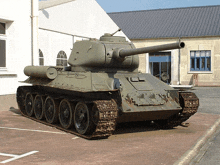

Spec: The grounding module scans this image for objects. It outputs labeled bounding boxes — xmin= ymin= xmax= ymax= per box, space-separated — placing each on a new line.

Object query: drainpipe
xmin=31 ymin=0 xmax=39 ymax=66
xmin=178 ymin=37 xmax=181 ymax=85
xmin=146 ymin=53 xmax=149 ymax=73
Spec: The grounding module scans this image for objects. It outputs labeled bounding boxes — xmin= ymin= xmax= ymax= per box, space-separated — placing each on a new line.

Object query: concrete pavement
xmin=0 ymin=94 xmax=18 ymax=111
xmin=0 ymin=109 xmax=219 ymax=165
xmin=191 ymin=125 xmax=220 ymax=165
xmin=187 ymin=87 xmax=220 ymax=165
xmin=0 ymin=87 xmax=220 ymax=164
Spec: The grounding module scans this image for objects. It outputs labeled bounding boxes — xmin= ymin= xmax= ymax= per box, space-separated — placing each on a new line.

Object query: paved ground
xmin=191 ymin=125 xmax=220 ymax=165
xmin=192 ymin=87 xmax=220 ymax=115
xmin=0 ymin=87 xmax=220 ymax=164
xmin=0 ymin=95 xmax=18 ymax=111
xmin=189 ymin=87 xmax=220 ymax=165
xmin=0 ymin=109 xmax=219 ymax=164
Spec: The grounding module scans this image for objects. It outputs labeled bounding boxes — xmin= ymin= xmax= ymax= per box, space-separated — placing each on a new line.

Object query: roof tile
xmin=108 ymin=6 xmax=220 ymax=39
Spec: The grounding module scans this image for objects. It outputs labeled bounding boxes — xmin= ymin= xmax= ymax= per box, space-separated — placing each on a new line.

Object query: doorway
xmin=149 ymin=52 xmax=171 ymax=84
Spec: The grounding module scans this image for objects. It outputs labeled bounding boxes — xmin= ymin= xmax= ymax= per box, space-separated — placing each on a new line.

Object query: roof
xmin=39 ymin=0 xmax=75 ymax=10
xmin=108 ymin=5 xmax=220 ymax=39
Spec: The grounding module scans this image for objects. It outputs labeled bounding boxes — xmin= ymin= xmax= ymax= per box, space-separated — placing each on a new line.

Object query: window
xmin=39 ymin=49 xmax=44 ymax=66
xmin=0 ymin=40 xmax=6 ymax=67
xmin=190 ymin=51 xmax=211 ymax=71
xmin=0 ymin=23 xmax=6 ymax=35
xmin=0 ymin=22 xmax=6 ymax=67
xmin=56 ymin=51 xmax=67 ymax=66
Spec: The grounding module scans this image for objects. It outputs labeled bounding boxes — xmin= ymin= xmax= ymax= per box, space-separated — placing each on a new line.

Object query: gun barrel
xmin=119 ymin=42 xmax=185 ymax=58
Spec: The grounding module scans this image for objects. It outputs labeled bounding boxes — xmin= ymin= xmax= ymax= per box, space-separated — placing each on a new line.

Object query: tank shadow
xmin=8 ymin=107 xmax=175 ymax=138
xmin=9 ymin=107 xmax=22 ymax=115
xmin=114 ymin=121 xmax=173 ymax=135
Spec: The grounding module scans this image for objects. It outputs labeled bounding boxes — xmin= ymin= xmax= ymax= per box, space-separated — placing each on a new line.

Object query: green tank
xmin=16 ymin=30 xmax=199 ymax=139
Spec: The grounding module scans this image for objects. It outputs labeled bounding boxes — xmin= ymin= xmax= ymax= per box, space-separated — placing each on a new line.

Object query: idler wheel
xmin=59 ymin=99 xmax=74 ymax=129
xmin=74 ymin=102 xmax=95 ymax=135
xmin=34 ymin=95 xmax=44 ymax=120
xmin=25 ymin=93 xmax=34 ymax=117
xmin=44 ymin=96 xmax=59 ymax=124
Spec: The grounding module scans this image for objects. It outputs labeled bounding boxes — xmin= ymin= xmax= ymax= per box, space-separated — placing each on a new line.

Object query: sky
xmin=96 ymin=0 xmax=220 ymax=13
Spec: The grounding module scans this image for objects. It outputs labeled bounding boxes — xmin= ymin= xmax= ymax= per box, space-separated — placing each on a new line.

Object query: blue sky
xmin=96 ymin=0 xmax=220 ymax=13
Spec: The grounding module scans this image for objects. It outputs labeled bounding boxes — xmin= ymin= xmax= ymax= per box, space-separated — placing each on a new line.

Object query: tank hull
xmin=18 ymin=85 xmax=182 ymax=122
xmin=17 ymin=70 xmax=199 ymax=139
xmin=23 ymin=71 xmax=183 ymax=113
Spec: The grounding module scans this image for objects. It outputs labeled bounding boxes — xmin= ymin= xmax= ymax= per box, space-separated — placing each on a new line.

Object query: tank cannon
xmin=113 ymin=42 xmax=185 ymax=59
xmin=16 ymin=31 xmax=199 ymax=139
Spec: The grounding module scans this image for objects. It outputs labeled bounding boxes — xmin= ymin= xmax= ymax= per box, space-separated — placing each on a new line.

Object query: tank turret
xmin=68 ymin=30 xmax=184 ymax=72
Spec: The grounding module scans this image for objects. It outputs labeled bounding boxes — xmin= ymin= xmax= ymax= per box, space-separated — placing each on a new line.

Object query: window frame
xmin=190 ymin=50 xmax=211 ymax=72
xmin=56 ymin=50 xmax=67 ymax=67
xmin=39 ymin=49 xmax=44 ymax=66
xmin=0 ymin=39 xmax=6 ymax=68
xmin=0 ymin=22 xmax=6 ymax=69
xmin=0 ymin=22 xmax=6 ymax=35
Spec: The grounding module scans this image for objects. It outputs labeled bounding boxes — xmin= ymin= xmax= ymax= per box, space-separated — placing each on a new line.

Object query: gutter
xmin=39 ymin=0 xmax=75 ymax=10
xmin=131 ymin=35 xmax=220 ymax=41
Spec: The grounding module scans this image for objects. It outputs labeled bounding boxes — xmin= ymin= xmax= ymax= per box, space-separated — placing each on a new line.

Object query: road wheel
xmin=25 ymin=93 xmax=34 ymax=117
xmin=59 ymin=99 xmax=74 ymax=129
xmin=74 ymin=102 xmax=95 ymax=135
xmin=44 ymin=96 xmax=59 ymax=124
xmin=34 ymin=95 xmax=44 ymax=120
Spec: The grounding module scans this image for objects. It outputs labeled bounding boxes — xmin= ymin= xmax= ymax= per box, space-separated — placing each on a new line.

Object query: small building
xmin=109 ymin=5 xmax=220 ymax=86
xmin=0 ymin=0 xmax=127 ymax=95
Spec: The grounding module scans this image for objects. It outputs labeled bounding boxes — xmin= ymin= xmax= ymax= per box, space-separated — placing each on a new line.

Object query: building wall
xmin=0 ymin=0 xmax=32 ymax=95
xmin=38 ymin=29 xmax=73 ymax=66
xmin=38 ymin=0 xmax=129 ymax=68
xmin=132 ymin=36 xmax=220 ymax=86
xmin=180 ymin=37 xmax=220 ymax=86
xmin=38 ymin=0 xmax=127 ymax=39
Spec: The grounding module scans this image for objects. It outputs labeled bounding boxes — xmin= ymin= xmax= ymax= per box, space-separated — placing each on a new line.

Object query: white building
xmin=0 ymin=0 xmax=127 ymax=95
xmin=0 ymin=0 xmax=32 ymax=95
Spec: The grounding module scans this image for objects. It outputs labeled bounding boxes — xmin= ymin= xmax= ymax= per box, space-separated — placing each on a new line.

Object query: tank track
xmin=159 ymin=92 xmax=199 ymax=129
xmin=16 ymin=86 xmax=118 ymax=140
